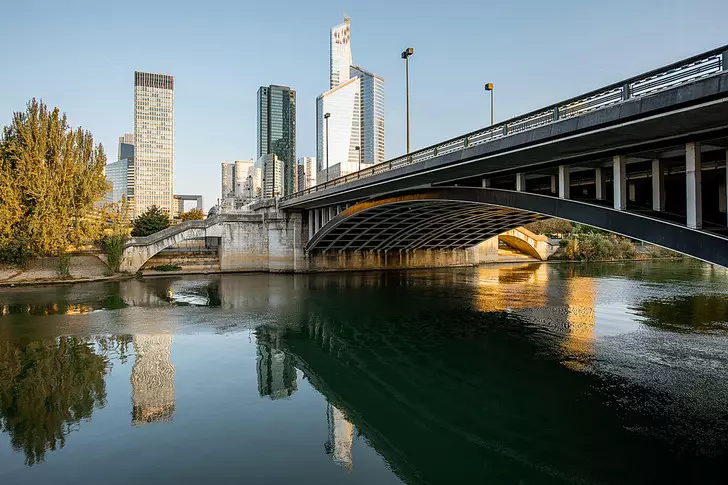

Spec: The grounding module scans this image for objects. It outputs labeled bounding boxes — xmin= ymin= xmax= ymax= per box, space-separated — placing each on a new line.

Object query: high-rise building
xmin=118 ymin=133 xmax=135 ymax=161
xmin=104 ymin=158 xmax=134 ymax=204
xmin=297 ymin=157 xmax=316 ymax=192
xmin=257 ymin=85 xmax=296 ymax=196
xmin=259 ymin=154 xmax=284 ymax=198
xmin=330 ymin=17 xmax=352 ymax=89
xmin=351 ymin=66 xmax=385 ymax=166
xmin=316 ymin=17 xmax=384 ymax=185
xmin=134 ymin=71 xmax=174 ymax=217
xmin=221 ymin=159 xmax=260 ymax=206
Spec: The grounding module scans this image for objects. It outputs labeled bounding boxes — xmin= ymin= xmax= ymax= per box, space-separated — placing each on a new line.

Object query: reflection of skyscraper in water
xmin=131 ymin=334 xmax=175 ymax=425
xmin=256 ymin=329 xmax=297 ymax=399
xmin=325 ymin=404 xmax=354 ymax=471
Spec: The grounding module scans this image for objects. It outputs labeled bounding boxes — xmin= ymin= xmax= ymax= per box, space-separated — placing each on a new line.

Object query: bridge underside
xmin=307 ymin=188 xmax=728 ymax=267
xmin=308 ymin=197 xmax=545 ymax=252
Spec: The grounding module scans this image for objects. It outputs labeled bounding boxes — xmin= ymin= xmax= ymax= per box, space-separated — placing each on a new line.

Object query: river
xmin=0 ymin=261 xmax=727 ymax=484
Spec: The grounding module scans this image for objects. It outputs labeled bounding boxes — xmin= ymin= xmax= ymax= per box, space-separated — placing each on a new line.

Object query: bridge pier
xmin=595 ymin=168 xmax=605 ymax=201
xmin=685 ymin=142 xmax=702 ymax=229
xmin=613 ymin=155 xmax=627 ymax=210
xmin=558 ymin=166 xmax=570 ymax=198
xmin=651 ymin=159 xmax=665 ymax=212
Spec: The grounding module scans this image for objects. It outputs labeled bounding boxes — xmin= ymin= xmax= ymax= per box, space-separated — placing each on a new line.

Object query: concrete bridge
xmin=123 ymin=46 xmax=728 ymax=272
xmin=281 ymin=45 xmax=728 ymax=268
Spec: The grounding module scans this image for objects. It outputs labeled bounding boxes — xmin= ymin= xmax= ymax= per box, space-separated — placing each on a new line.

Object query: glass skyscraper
xmin=316 ymin=17 xmax=384 ymax=185
xmin=257 ymin=85 xmax=296 ymax=196
xmin=133 ymin=71 xmax=174 ymax=217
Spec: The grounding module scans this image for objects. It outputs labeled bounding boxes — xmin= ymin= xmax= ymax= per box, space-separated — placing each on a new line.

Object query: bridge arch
xmin=306 ymin=187 xmax=728 ymax=267
xmin=120 ymin=218 xmax=223 ymax=273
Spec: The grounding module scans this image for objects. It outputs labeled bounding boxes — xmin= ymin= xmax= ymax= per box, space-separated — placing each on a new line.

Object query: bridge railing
xmin=281 ymin=45 xmax=728 ymax=203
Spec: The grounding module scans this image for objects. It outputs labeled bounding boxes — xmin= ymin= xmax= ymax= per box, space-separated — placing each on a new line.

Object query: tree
xmin=0 ymin=99 xmax=108 ymax=260
xmin=179 ymin=208 xmax=204 ymax=221
xmin=131 ymin=205 xmax=170 ymax=237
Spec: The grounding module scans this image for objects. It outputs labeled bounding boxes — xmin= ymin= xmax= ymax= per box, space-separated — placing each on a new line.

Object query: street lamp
xmin=485 ymin=83 xmax=494 ymax=126
xmin=401 ymin=47 xmax=414 ymax=153
xmin=324 ymin=112 xmax=331 ymax=182
xmin=355 ymin=145 xmax=361 ymax=172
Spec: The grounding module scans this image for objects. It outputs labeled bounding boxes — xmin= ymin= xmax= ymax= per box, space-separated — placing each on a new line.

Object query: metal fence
xmin=281 ymin=45 xmax=727 ymax=202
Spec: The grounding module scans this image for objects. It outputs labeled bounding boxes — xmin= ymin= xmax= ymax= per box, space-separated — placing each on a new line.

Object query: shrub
xmin=56 ymin=253 xmax=71 ymax=278
xmin=151 ymin=264 xmax=182 ymax=272
xmin=179 ymin=208 xmax=204 ymax=221
xmin=102 ymin=235 xmax=125 ymax=273
xmin=0 ymin=236 xmax=33 ymax=267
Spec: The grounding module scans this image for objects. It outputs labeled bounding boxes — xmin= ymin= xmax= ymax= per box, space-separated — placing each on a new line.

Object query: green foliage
xmin=56 ymin=253 xmax=71 ymax=278
xmin=0 ymin=234 xmax=32 ymax=267
xmin=0 ymin=337 xmax=109 ymax=465
xmin=131 ymin=206 xmax=170 ymax=237
xmin=151 ymin=264 xmax=182 ymax=272
xmin=559 ymin=233 xmax=637 ymax=261
xmin=179 ymin=208 xmax=204 ymax=221
xmin=0 ymin=99 xmax=109 ymax=260
xmin=102 ymin=235 xmax=125 ymax=273
xmin=525 ymin=218 xmax=573 ymax=236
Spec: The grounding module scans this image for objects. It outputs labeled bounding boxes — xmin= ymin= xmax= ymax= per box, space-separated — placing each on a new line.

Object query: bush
xmin=131 ymin=206 xmax=170 ymax=237
xmin=102 ymin=235 xmax=125 ymax=273
xmin=560 ymin=234 xmax=637 ymax=261
xmin=525 ymin=218 xmax=573 ymax=237
xmin=0 ymin=236 xmax=33 ymax=267
xmin=151 ymin=264 xmax=182 ymax=272
xmin=56 ymin=253 xmax=71 ymax=278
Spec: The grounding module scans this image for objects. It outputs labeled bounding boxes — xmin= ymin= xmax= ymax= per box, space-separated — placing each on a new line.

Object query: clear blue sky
xmin=1 ymin=0 xmax=726 ymax=210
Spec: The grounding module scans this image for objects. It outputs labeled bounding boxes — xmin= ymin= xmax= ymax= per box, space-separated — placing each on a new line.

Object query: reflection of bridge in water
xmin=254 ymin=264 xmax=664 ymax=484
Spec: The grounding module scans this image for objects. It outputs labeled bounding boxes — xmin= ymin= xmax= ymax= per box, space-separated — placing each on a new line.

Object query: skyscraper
xmin=330 ymin=17 xmax=352 ymax=89
xmin=259 ymin=154 xmax=284 ymax=198
xmin=134 ymin=71 xmax=174 ymax=217
xmin=118 ymin=133 xmax=134 ymax=160
xmin=257 ymin=85 xmax=296 ymax=196
xmin=351 ymin=66 xmax=385 ymax=166
xmin=316 ymin=18 xmax=384 ymax=184
xmin=297 ymin=157 xmax=316 ymax=191
xmin=316 ymin=77 xmax=361 ymax=182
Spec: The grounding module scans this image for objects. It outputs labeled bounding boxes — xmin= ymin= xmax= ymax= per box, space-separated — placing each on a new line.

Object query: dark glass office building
xmin=257 ymin=85 xmax=296 ymax=196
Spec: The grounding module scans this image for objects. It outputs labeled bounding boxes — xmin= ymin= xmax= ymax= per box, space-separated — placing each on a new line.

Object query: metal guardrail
xmin=281 ymin=45 xmax=728 ymax=202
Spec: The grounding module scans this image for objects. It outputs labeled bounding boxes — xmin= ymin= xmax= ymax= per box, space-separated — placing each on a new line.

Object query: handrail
xmin=281 ymin=44 xmax=728 ymax=202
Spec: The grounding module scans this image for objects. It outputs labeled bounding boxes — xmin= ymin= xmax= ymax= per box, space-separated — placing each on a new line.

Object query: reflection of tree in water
xmin=636 ymin=295 xmax=728 ymax=332
xmin=0 ymin=337 xmax=109 ymax=465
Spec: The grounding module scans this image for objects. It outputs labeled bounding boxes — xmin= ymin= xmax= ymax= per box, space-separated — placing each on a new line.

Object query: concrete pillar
xmin=328 ymin=206 xmax=335 ymax=221
xmin=726 ymin=150 xmax=728 ymax=227
xmin=613 ymin=155 xmax=627 ymax=210
xmin=481 ymin=178 xmax=491 ymax=188
xmin=595 ymin=168 xmax=605 ymax=200
xmin=516 ymin=173 xmax=526 ymax=192
xmin=314 ymin=208 xmax=321 ymax=232
xmin=308 ymin=210 xmax=314 ymax=240
xmin=651 ymin=159 xmax=665 ymax=212
xmin=550 ymin=175 xmax=557 ymax=194
xmin=686 ymin=142 xmax=702 ymax=229
xmin=558 ymin=165 xmax=570 ymax=199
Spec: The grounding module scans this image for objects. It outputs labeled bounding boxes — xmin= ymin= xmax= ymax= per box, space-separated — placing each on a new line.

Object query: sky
xmin=1 ymin=0 xmax=727 ymax=210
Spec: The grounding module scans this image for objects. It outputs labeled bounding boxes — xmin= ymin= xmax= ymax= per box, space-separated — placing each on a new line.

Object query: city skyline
xmin=2 ymin=0 xmax=726 ymax=209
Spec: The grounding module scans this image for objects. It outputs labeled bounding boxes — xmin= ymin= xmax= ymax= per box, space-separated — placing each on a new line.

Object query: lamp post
xmin=324 ymin=112 xmax=331 ymax=183
xmin=485 ymin=83 xmax=494 ymax=126
xmin=355 ymin=145 xmax=361 ymax=172
xmin=401 ymin=47 xmax=414 ymax=153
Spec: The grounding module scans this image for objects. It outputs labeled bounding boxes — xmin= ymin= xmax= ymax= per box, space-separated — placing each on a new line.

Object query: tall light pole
xmin=485 ymin=83 xmax=494 ymax=126
xmin=355 ymin=145 xmax=361 ymax=172
xmin=401 ymin=47 xmax=414 ymax=153
xmin=324 ymin=112 xmax=331 ymax=182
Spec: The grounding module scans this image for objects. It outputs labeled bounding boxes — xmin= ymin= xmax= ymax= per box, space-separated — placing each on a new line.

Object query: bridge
xmin=280 ymin=45 xmax=728 ymax=267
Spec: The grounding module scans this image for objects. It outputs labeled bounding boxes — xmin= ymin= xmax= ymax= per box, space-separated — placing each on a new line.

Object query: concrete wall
xmin=498 ymin=227 xmax=558 ymax=260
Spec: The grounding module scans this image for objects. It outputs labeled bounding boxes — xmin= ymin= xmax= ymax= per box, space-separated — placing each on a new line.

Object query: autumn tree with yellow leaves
xmin=0 ymin=99 xmax=109 ymax=264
